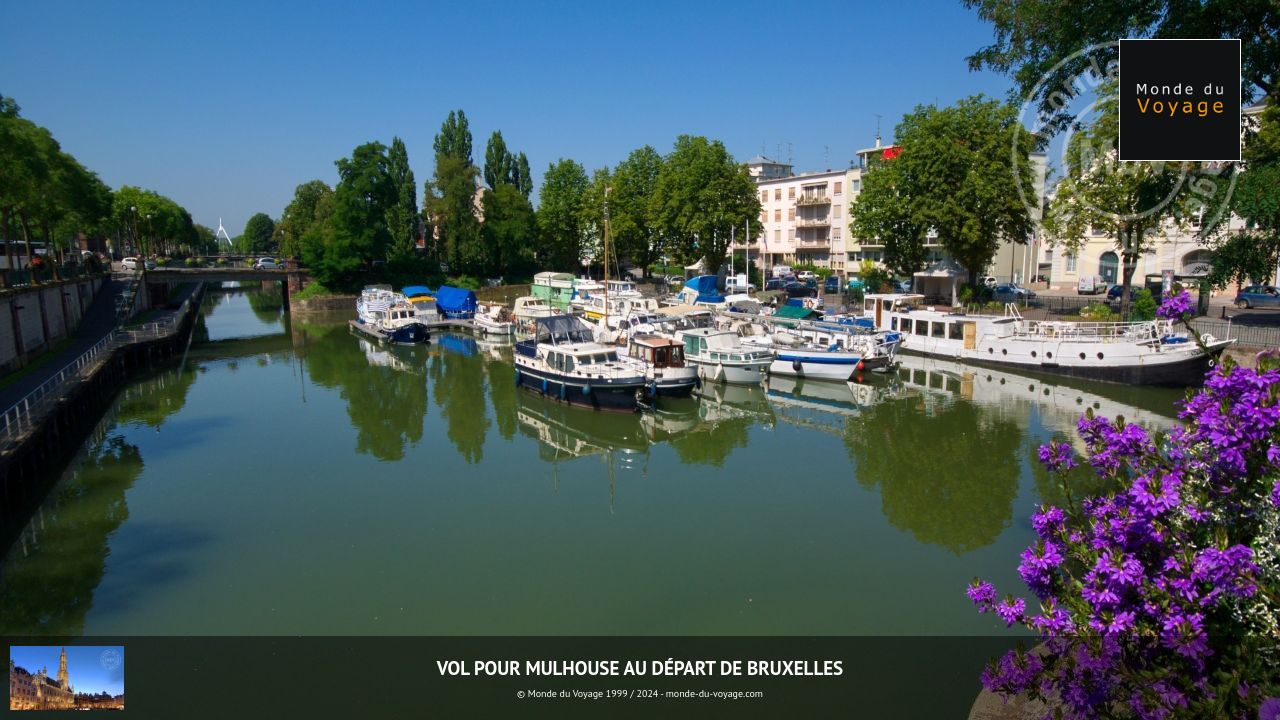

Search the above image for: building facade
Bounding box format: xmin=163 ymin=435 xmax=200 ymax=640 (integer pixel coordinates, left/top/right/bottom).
xmin=9 ymin=648 xmax=76 ymax=710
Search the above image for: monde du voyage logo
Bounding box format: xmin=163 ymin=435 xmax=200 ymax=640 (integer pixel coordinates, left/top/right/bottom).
xmin=1119 ymin=39 xmax=1241 ymax=162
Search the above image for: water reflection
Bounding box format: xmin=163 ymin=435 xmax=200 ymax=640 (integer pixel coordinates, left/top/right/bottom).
xmin=428 ymin=334 xmax=490 ymax=463
xmin=305 ymin=322 xmax=430 ymax=461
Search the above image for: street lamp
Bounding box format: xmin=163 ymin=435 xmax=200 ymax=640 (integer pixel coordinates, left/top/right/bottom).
xmin=129 ymin=206 xmax=138 ymax=257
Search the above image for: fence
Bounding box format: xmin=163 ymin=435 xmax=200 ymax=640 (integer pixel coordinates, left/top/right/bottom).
xmin=1190 ymin=319 xmax=1280 ymax=349
xmin=1 ymin=330 xmax=118 ymax=441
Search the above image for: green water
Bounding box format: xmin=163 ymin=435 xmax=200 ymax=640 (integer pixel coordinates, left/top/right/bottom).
xmin=0 ymin=285 xmax=1187 ymax=636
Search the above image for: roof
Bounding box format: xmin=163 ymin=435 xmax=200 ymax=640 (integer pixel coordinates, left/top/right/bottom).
xmin=747 ymin=155 xmax=788 ymax=165
xmin=631 ymin=334 xmax=680 ymax=348
xmin=534 ymin=314 xmax=595 ymax=344
xmin=401 ymin=285 xmax=433 ymax=298
xmin=913 ymin=259 xmax=967 ymax=277
xmin=434 ymin=286 xmax=477 ymax=313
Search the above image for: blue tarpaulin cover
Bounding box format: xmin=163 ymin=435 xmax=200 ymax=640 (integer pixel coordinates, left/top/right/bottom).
xmin=401 ymin=285 xmax=433 ymax=298
xmin=434 ymin=286 xmax=477 ymax=317
xmin=683 ymin=275 xmax=724 ymax=304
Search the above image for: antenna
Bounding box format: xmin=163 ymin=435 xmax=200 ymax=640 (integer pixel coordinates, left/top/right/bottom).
xmin=786 ymin=142 xmax=793 ymax=165
xmin=874 ymin=114 xmax=882 ymax=144
xmin=824 ymin=145 xmax=829 ymax=169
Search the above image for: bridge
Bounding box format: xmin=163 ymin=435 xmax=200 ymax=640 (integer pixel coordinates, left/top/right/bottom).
xmin=144 ymin=267 xmax=306 ymax=310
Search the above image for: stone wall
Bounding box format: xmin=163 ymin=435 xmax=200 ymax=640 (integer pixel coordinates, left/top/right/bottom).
xmin=0 ymin=276 xmax=105 ymax=373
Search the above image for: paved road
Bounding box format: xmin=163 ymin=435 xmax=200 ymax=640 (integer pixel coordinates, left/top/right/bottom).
xmin=0 ymin=276 xmax=128 ymax=412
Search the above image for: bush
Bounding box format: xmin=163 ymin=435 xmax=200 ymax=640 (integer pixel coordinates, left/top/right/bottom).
xmin=1079 ymin=302 xmax=1113 ymax=320
xmin=184 ymin=257 xmax=198 ymax=267
xmin=1130 ymin=288 xmax=1157 ymax=321
xmin=216 ymin=258 xmax=227 ymax=267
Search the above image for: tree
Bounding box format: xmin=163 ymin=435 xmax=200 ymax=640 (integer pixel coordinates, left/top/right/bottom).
xmin=483 ymin=131 xmax=514 ymax=190
xmin=279 ymin=180 xmax=334 ymax=259
xmin=481 ymin=184 xmax=536 ymax=277
xmin=1044 ymin=85 xmax=1194 ymax=317
xmin=305 ymin=142 xmax=394 ymax=289
xmin=648 ymin=135 xmax=760 ymax=276
xmin=1210 ymin=105 xmax=1280 ymax=287
xmin=433 ymin=109 xmax=472 ymax=165
xmin=514 ymin=152 xmax=533 ymax=199
xmin=578 ymin=167 xmax=613 ymax=272
xmin=385 ymin=137 xmax=418 ymax=262
xmin=535 ymin=159 xmax=589 ymax=270
xmin=849 ymin=154 xmax=932 ymax=276
xmin=240 ymin=213 xmax=276 ymax=254
xmin=610 ymin=146 xmax=663 ymax=276
xmin=965 ymin=0 xmax=1279 ymax=137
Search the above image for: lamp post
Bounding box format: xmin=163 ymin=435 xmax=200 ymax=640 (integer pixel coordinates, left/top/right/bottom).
xmin=145 ymin=213 xmax=153 ymax=258
xmin=129 ymin=206 xmax=138 ymax=258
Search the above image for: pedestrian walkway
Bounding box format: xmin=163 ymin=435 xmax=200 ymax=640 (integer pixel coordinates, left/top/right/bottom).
xmin=0 ymin=275 xmax=129 ymax=413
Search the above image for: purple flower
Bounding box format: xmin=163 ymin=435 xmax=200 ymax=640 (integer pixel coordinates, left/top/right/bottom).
xmin=967 ymin=580 xmax=997 ymax=610
xmin=995 ymin=597 xmax=1026 ymax=627
xmin=1032 ymin=505 xmax=1066 ymax=539
xmin=1037 ymin=440 xmax=1077 ymax=473
xmin=1157 ymin=289 xmax=1194 ymax=320
xmin=1259 ymin=697 xmax=1280 ymax=720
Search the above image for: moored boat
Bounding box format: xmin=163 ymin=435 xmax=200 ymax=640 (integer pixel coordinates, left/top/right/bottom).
xmin=355 ymin=285 xmax=430 ymax=344
xmin=513 ymin=315 xmax=648 ymax=411
xmin=531 ymin=272 xmax=576 ymax=311
xmin=675 ymin=327 xmax=773 ymax=385
xmin=621 ymin=334 xmax=698 ymax=397
xmin=474 ymin=302 xmax=516 ymax=336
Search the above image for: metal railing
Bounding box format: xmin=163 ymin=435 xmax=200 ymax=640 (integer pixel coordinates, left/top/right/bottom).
xmin=1 ymin=329 xmax=118 ymax=440
xmin=1191 ymin=318 xmax=1280 ymax=348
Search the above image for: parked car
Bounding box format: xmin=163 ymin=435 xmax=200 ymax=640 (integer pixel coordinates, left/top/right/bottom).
xmin=823 ymin=276 xmax=841 ymax=293
xmin=254 ymin=257 xmax=281 ymax=269
xmin=847 ymin=278 xmax=866 ymax=291
xmin=121 ymin=257 xmax=138 ymax=271
xmin=1106 ymin=284 xmax=1139 ymax=303
xmin=764 ymin=278 xmax=786 ymax=291
xmin=665 ymin=274 xmax=686 ymax=287
xmin=724 ymin=274 xmax=756 ymax=293
xmin=783 ymin=282 xmax=817 ymax=298
xmin=992 ymin=283 xmax=1037 ymax=303
xmin=1234 ymin=285 xmax=1280 ymax=309
xmin=1077 ymin=274 xmax=1106 ymax=295
xmin=796 ymin=270 xmax=816 ymax=282
xmin=145 ymin=258 xmax=157 ymax=270
xmin=978 ymin=275 xmax=998 ymax=288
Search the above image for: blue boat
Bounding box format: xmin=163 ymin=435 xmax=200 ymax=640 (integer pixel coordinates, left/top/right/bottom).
xmin=513 ymin=316 xmax=647 ymax=411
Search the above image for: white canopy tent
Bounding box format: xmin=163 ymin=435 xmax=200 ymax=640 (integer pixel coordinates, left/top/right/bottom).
xmin=912 ymin=259 xmax=969 ymax=306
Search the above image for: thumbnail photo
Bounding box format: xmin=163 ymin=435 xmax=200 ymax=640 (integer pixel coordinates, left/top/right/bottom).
xmin=9 ymin=646 xmax=124 ymax=711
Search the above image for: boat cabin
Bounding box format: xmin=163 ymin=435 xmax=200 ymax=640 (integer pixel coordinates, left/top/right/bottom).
xmin=541 ymin=343 xmax=626 ymax=374
xmin=532 ymin=272 xmax=576 ymax=310
xmin=628 ymin=335 xmax=685 ymax=368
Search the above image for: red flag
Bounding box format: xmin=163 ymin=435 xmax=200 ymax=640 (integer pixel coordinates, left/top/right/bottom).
xmin=882 ymin=146 xmax=902 ymax=160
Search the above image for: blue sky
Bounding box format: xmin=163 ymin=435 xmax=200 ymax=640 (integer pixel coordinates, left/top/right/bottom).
xmin=1 ymin=0 xmax=1012 ymax=236
xmin=10 ymin=645 xmax=125 ymax=695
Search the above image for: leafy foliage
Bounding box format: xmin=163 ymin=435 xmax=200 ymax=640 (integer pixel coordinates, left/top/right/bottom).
xmin=481 ymin=184 xmax=536 ymax=278
xmin=239 ymin=213 xmax=276 ymax=254
xmin=279 ymin=180 xmax=334 ymax=259
xmin=536 ymin=158 xmax=589 ymax=270
xmin=385 ymin=136 xmax=418 ymax=262
xmin=304 ymin=142 xmax=395 ymax=290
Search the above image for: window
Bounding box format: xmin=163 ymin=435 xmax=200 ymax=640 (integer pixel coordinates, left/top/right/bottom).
xmin=774 ymin=229 xmax=781 ymax=243
xmin=760 ymin=190 xmax=767 ymax=203
xmin=774 ymin=189 xmax=781 ymax=201
xmin=851 ymin=179 xmax=861 ymax=192
xmin=774 ymin=209 xmax=781 ymax=222
xmin=931 ymin=322 xmax=946 ymax=338
xmin=788 ymin=187 xmax=795 ymax=199
xmin=563 ymin=356 xmax=575 ymax=372
xmin=787 ymin=208 xmax=795 ymax=221
xmin=914 ymin=320 xmax=928 ymax=336
xmin=833 ymin=227 xmax=842 ymax=239
xmin=949 ymin=323 xmax=964 ymax=340
xmin=833 ymin=205 xmax=842 ymax=219
xmin=760 ymin=210 xmax=767 ymax=223
xmin=834 ymin=181 xmax=843 ymax=194
xmin=1065 ymin=253 xmax=1077 ymax=272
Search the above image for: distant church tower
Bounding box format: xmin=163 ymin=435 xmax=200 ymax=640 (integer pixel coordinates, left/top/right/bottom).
xmin=57 ymin=647 xmax=68 ymax=690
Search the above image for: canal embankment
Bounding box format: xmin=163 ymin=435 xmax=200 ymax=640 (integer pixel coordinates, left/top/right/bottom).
xmin=0 ymin=280 xmax=206 ymax=547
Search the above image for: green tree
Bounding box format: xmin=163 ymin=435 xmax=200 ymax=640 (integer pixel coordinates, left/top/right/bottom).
xmin=385 ymin=136 xmax=418 ymax=262
xmin=279 ymin=180 xmax=334 ymax=259
xmin=853 ymin=97 xmax=1036 ymax=284
xmin=424 ymin=111 xmax=483 ymax=274
xmin=536 ymin=159 xmax=589 ymax=270
xmin=1044 ymin=85 xmax=1196 ymax=317
xmin=1209 ymin=105 xmax=1280 ymax=288
xmin=240 ymin=213 xmax=276 ymax=254
xmin=483 ymin=131 xmax=514 ymax=190
xmin=649 ymin=135 xmax=761 ymax=276
xmin=481 ymin=183 xmax=536 ymax=278
xmin=579 ymin=167 xmax=613 ymax=272
xmin=965 ymin=0 xmax=1279 ymax=135
xmin=514 ymin=151 xmax=533 ymax=199
xmin=610 ymin=146 xmax=663 ymax=276
xmin=433 ymin=109 xmax=472 ymax=165
xmin=305 ymin=142 xmax=394 ymax=289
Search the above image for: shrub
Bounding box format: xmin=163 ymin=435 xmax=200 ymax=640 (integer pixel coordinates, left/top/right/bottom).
xmin=184 ymin=257 xmax=198 ymax=267
xmin=1079 ymin=303 xmax=1113 ymax=320
xmin=1131 ymin=288 xmax=1157 ymax=321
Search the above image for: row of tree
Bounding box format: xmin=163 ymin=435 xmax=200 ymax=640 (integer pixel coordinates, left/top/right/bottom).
xmin=1 ymin=94 xmax=217 ymax=276
xmin=280 ymin=109 xmax=762 ymax=291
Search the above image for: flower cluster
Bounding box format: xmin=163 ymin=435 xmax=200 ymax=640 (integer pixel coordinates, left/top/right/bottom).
xmin=968 ymin=353 xmax=1280 ymax=719
xmin=1157 ymin=289 xmax=1194 ymax=321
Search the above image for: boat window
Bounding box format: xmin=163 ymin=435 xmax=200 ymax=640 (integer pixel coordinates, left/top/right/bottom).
xmin=949 ymin=323 xmax=964 ymax=340
xmin=931 ymin=321 xmax=946 ymax=338
xmin=563 ymin=356 xmax=575 ymax=372
xmin=604 ymin=352 xmax=619 ymax=362
xmin=890 ymin=317 xmax=898 ymax=331
xmin=654 ymin=347 xmax=668 ymax=366
xmin=595 ymin=353 xmax=610 ymax=364
xmin=914 ymin=320 xmax=928 ymax=336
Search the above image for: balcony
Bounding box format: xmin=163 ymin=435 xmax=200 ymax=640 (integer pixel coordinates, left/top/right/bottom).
xmin=796 ymin=217 xmax=831 ymax=228
xmin=795 ymin=194 xmax=831 ymax=206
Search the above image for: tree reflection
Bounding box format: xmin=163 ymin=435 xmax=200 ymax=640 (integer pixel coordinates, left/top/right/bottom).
xmin=429 ymin=335 xmax=489 ymax=463
xmin=304 ymin=323 xmax=429 ymax=462
xmin=843 ymin=394 xmax=1022 ymax=554
xmin=485 ymin=354 xmax=518 ymax=441
xmin=0 ymin=435 xmax=143 ymax=635
xmin=115 ymin=366 xmax=198 ymax=428
xmin=245 ymin=285 xmax=284 ymax=324
xmin=668 ymin=416 xmax=752 ymax=467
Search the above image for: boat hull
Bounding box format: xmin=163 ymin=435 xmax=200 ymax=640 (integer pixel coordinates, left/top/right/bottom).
xmin=350 ymin=319 xmax=430 ymax=345
xmin=514 ymin=364 xmax=643 ymax=411
xmin=647 ymin=374 xmax=698 ymax=398
xmin=770 ymin=350 xmax=889 ymax=381
xmin=689 ymin=359 xmax=768 ymax=386
xmin=898 ymin=342 xmax=1228 ymax=387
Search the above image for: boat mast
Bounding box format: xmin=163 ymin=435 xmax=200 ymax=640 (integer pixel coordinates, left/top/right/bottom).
xmin=603 ymin=186 xmax=612 ymax=334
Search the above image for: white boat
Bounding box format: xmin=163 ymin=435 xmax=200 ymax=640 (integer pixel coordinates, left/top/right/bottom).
xmin=861 ymin=293 xmax=1232 ymax=386
xmin=767 ymin=327 xmax=902 ymax=381
xmin=674 ymin=328 xmax=774 ymax=385
xmin=531 ymin=272 xmax=576 ymax=311
xmin=474 ymin=302 xmax=516 ymax=336
xmin=354 ymin=285 xmax=429 ymax=344
xmin=621 ymin=334 xmax=698 ymax=397
xmin=512 ymin=296 xmax=558 ymax=333
xmin=513 ymin=315 xmax=648 ymax=411
xmin=569 ymin=276 xmax=605 ymax=313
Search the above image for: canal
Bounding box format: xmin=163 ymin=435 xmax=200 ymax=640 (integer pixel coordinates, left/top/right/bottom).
xmin=0 ymin=284 xmax=1187 ymax=636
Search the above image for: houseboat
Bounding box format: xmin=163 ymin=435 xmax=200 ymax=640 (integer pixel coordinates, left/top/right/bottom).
xmin=512 ymin=296 xmax=558 ymax=332
xmin=513 ymin=315 xmax=648 ymax=411
xmin=861 ymin=293 xmax=1232 ymax=386
xmin=531 ymin=272 xmax=576 ymax=311
xmin=402 ymin=285 xmax=439 ymax=323
xmin=474 ymin=302 xmax=516 ymax=336
xmin=674 ymin=327 xmax=773 ymax=385
xmin=766 ymin=328 xmax=902 ymax=381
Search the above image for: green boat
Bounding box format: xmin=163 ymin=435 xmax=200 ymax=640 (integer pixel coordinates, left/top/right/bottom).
xmin=531 ymin=271 xmax=575 ymax=310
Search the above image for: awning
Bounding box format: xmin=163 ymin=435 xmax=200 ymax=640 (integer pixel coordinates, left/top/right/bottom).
xmin=774 ymin=305 xmax=822 ymax=320
xmin=401 ymin=285 xmax=433 ymax=298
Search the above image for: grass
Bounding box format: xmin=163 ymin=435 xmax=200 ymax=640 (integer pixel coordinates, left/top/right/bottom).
xmin=0 ymin=337 xmax=76 ymax=391
xmin=293 ymin=282 xmax=337 ymax=300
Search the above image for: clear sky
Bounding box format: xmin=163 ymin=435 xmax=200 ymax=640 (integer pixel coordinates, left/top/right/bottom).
xmin=1 ymin=0 xmax=1013 ymax=237
xmin=10 ymin=645 xmax=125 ymax=696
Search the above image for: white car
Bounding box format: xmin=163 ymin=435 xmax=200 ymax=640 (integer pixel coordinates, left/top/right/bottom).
xmin=254 ymin=257 xmax=281 ymax=269
xmin=121 ymin=257 xmax=138 ymax=271
xmin=978 ymin=275 xmax=998 ymax=288
xmin=796 ymin=270 xmax=816 ymax=281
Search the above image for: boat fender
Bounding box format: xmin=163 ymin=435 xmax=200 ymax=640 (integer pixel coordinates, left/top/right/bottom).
xmin=560 ymin=383 xmax=567 ymax=400
xmin=792 ymin=360 xmax=803 ymax=373
xmin=856 ymin=361 xmax=865 ymax=371
xmin=542 ymin=378 xmax=548 ymax=394
xmin=583 ymin=384 xmax=592 ymax=395
xmin=649 ymin=381 xmax=658 ymax=396
xmin=514 ymin=368 xmax=521 ymax=383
